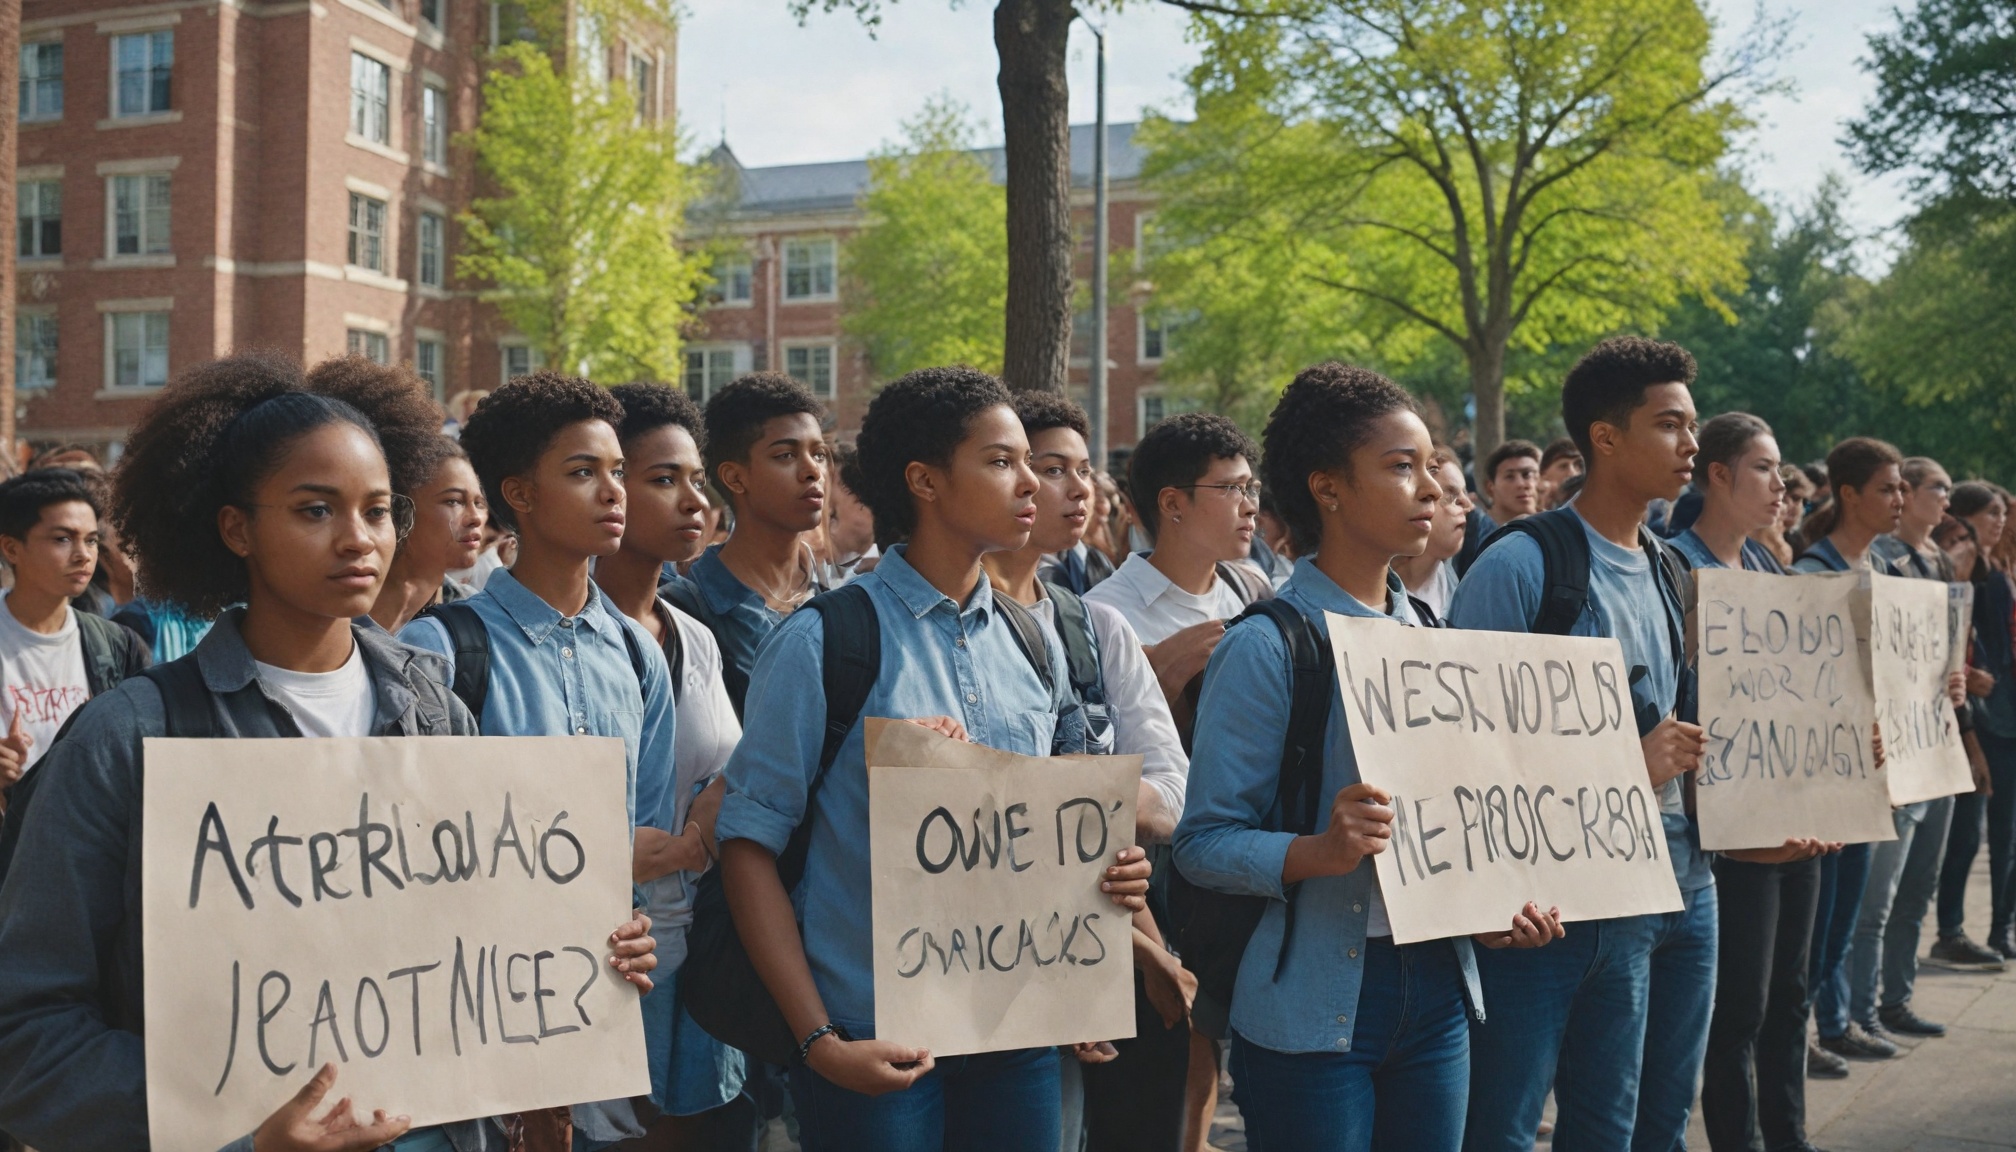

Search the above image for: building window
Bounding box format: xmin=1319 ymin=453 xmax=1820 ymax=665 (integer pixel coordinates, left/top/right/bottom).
xmin=629 ymin=54 xmax=655 ymax=121
xmin=350 ymin=53 xmax=391 ymax=145
xmin=1140 ymin=313 xmax=1166 ymax=363
xmin=107 ymin=312 xmax=170 ymax=389
xmin=709 ymin=256 xmax=752 ymax=306
xmin=492 ymin=2 xmax=537 ymax=46
xmin=420 ymin=0 xmax=443 ymax=28
xmin=415 ymin=338 xmax=444 ymax=398
xmin=418 ymin=212 xmax=445 ymax=287
xmin=348 ymin=193 xmax=386 ymax=271
xmin=16 ymin=313 xmax=57 ymax=391
xmin=109 ymin=173 xmax=170 ymax=257
xmin=17 ymin=180 xmax=60 ymax=258
xmin=1137 ymin=390 xmax=1202 ymax=433
xmin=422 ymin=85 xmax=448 ymax=166
xmin=682 ymin=347 xmax=737 ymax=402
xmin=112 ymin=31 xmax=173 ymax=118
xmin=574 ymin=13 xmax=607 ymax=84
xmin=347 ymin=329 xmax=390 ymax=364
xmin=782 ymin=238 xmax=836 ymax=301
xmin=784 ymin=343 xmax=834 ymax=399
xmin=501 ymin=343 xmax=537 ymax=384
xmin=20 ymin=41 xmax=63 ymax=122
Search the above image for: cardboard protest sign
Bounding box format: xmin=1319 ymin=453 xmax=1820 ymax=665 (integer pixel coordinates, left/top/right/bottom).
xmin=1947 ymin=583 xmax=1975 ymax=678
xmin=143 ymin=737 xmax=645 ymax=1152
xmin=866 ymin=718 xmax=1138 ymax=1057
xmin=1692 ymin=569 xmax=1895 ymax=850
xmin=1869 ymin=573 xmax=1975 ymax=805
xmin=1326 ymin=614 xmax=1684 ymax=944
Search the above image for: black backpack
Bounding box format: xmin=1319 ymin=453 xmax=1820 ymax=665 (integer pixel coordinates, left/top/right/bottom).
xmin=660 ymin=577 xmax=738 ymax=715
xmin=1043 ymin=580 xmax=1113 ymax=755
xmin=418 ymin=600 xmax=653 ymax=722
xmin=1165 ymin=598 xmax=1334 ymax=1040
xmin=678 ymin=580 xmax=1066 ymax=1065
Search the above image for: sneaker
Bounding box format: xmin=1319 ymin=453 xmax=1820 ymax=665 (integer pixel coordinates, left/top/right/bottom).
xmin=1996 ymin=928 xmax=2016 ymax=960
xmin=1808 ymin=1042 xmax=1850 ymax=1079
xmin=1929 ymin=934 xmax=2007 ymax=970
xmin=1879 ymin=1004 xmax=1947 ymax=1036
xmin=1819 ymin=1023 xmax=1898 ymax=1060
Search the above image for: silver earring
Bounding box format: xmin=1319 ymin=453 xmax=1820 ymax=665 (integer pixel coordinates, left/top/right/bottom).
xmin=1173 ymin=514 xmax=1182 ymax=523
xmin=1327 ymin=502 xmax=1338 ymax=512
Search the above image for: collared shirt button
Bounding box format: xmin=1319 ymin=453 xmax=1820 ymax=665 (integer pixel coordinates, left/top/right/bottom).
xmin=576 ymin=726 xmax=588 ymax=734
xmin=1352 ymin=903 xmax=1363 ymax=913
xmin=561 ymin=618 xmax=574 ymax=628
xmin=1347 ymin=948 xmax=1358 ymax=959
xmin=562 ymin=647 xmax=574 ymax=659
xmin=956 ymin=636 xmax=967 ymax=648
xmin=1336 ymin=1037 xmax=1350 ymax=1050
xmin=966 ymin=693 xmax=978 ymax=704
xmin=1335 ymin=1014 xmax=1348 ymax=1024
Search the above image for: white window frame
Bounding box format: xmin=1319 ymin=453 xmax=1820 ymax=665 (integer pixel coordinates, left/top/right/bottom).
xmin=347 ymin=328 xmax=391 ymax=363
xmin=348 ymin=192 xmax=387 ymax=272
xmin=781 ymin=236 xmax=837 ymax=302
xmin=681 ymin=343 xmax=747 ymax=402
xmin=782 ymin=341 xmax=836 ymax=400
xmin=418 ymin=0 xmax=444 ymax=30
xmin=627 ymin=48 xmax=655 ymax=122
xmin=16 ymin=308 xmax=58 ymax=391
xmin=106 ymin=172 xmax=170 ymax=258
xmin=422 ymin=83 xmax=448 ymax=167
xmin=710 ymin=255 xmax=753 ymax=307
xmin=350 ymin=52 xmax=392 ymax=145
xmin=1139 ymin=311 xmax=1166 ymax=365
xmin=103 ymin=310 xmax=170 ymax=390
xmin=110 ymin=30 xmax=173 ymax=119
xmin=499 ymin=341 xmax=541 ymax=385
xmin=1136 ymin=388 xmax=1202 ymax=435
xmin=417 ymin=210 xmax=445 ymax=288
xmin=18 ymin=179 xmax=61 ymax=259
xmin=20 ymin=40 xmax=64 ymax=123
xmin=413 ymin=330 xmax=446 ymax=399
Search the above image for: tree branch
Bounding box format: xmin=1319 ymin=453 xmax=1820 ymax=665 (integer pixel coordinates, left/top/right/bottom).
xmin=1304 ymin=271 xmax=1468 ymax=348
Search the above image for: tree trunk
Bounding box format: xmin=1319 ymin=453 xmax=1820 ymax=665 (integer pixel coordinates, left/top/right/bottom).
xmin=1 ymin=0 xmax=19 ymax=459
xmin=994 ymin=0 xmax=1074 ymax=394
xmin=1469 ymin=338 xmax=1507 ymax=463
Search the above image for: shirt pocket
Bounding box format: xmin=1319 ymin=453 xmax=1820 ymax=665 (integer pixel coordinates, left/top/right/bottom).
xmin=1014 ymin=710 xmax=1059 ymax=756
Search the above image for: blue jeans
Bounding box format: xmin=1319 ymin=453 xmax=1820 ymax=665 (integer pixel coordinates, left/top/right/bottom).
xmin=1850 ymin=799 xmax=1952 ymax=1024
xmin=1229 ymin=937 xmax=1469 ymax=1152
xmin=1809 ymin=843 xmax=1872 ymax=1039
xmin=1463 ymin=915 xmax=1653 ymax=1152
xmin=1937 ymin=729 xmax=2016 ymax=941
xmin=1627 ymin=884 xmax=1719 ymax=1152
xmin=791 ymin=1045 xmax=1061 ymax=1152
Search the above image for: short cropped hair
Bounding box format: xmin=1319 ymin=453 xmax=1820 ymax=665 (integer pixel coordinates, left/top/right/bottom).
xmin=1483 ymin=439 xmax=1542 ymax=484
xmin=855 ymin=366 xmax=1013 ymax=544
xmin=1128 ymin=411 xmax=1257 ymax=539
xmin=1539 ymin=437 xmax=1582 ymax=473
xmin=702 ymin=373 xmax=823 ymax=495
xmin=0 ymin=468 xmax=102 ymax=542
xmin=458 ymin=370 xmax=623 ymax=531
xmin=1560 ymin=336 xmax=1698 ymax=457
xmin=611 ymin=382 xmax=707 ymax=455
xmin=1014 ymin=391 xmax=1089 ymax=440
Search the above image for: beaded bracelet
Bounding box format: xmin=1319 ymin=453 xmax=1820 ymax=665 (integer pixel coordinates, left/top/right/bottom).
xmin=797 ymin=1022 xmax=851 ymax=1064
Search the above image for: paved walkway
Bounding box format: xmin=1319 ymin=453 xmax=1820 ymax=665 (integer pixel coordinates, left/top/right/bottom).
xmin=1209 ymin=854 xmax=2016 ymax=1151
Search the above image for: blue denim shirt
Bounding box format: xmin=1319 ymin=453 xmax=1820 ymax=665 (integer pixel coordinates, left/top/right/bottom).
xmin=1173 ymin=560 xmax=1483 ymax=1055
xmin=682 ymin=544 xmax=792 ymax=683
xmin=714 ymin=546 xmax=1069 ymax=1035
xmin=401 ymin=569 xmax=670 ymax=833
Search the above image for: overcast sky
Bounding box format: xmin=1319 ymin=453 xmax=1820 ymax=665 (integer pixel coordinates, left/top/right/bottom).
xmin=677 ymin=0 xmax=1918 ymax=245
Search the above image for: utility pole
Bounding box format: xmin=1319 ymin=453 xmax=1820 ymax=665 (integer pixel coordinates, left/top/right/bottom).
xmin=2 ymin=0 xmax=20 ymax=461
xmin=1082 ymin=15 xmax=1109 ymax=469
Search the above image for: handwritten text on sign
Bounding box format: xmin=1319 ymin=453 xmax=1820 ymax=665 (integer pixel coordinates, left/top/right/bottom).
xmin=1693 ymin=569 xmax=1894 ymax=850
xmin=1326 ymin=615 xmax=1684 ymax=944
xmin=867 ymin=719 xmax=1138 ymax=1058
xmin=1870 ymin=573 xmax=1974 ymax=805
xmin=142 ymin=737 xmax=646 ymax=1152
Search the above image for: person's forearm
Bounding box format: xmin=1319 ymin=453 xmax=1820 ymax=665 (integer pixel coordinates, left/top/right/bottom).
xmin=1282 ymin=832 xmax=1349 ymax=886
xmin=1135 ymin=782 xmax=1176 ymax=845
xmin=721 ymin=838 xmax=831 ymax=1040
xmin=632 ymin=827 xmax=701 ymax=883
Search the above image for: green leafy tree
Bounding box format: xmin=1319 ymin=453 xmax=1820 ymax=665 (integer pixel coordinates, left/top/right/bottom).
xmin=1140 ymin=0 xmax=1773 ymax=457
xmin=1847 ymin=0 xmax=2016 ymax=203
xmin=843 ymin=99 xmax=1010 ymax=379
xmin=459 ymin=41 xmax=709 ymax=381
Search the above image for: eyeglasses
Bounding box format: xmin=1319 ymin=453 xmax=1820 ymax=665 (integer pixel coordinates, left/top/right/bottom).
xmin=1180 ymin=483 xmax=1262 ymax=502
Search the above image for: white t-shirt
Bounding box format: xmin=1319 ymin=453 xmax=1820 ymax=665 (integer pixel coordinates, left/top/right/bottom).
xmin=1084 ymin=553 xmax=1250 ymax=646
xmin=661 ymin=600 xmax=742 ymax=828
xmin=1029 ymin=594 xmax=1189 ymax=827
xmin=1406 ymin=561 xmax=1460 ymax=620
xmin=254 ymin=643 xmax=376 ymax=738
xmin=0 ymin=592 xmax=92 ymax=774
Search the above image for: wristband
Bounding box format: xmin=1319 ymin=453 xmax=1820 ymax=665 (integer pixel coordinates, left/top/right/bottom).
xmin=797 ymin=1022 xmax=850 ymax=1064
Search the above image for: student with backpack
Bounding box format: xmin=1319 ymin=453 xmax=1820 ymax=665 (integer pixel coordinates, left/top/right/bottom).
xmin=594 ymin=382 xmax=753 ymax=1147
xmin=713 ymin=366 xmax=1152 ymax=1152
xmin=1176 ymin=363 xmax=1562 ymax=1152
xmin=399 ymin=370 xmax=672 ymax=1147
xmin=1671 ymin=413 xmax=1839 ymax=1152
xmin=663 ymin=373 xmax=833 ymax=715
xmin=0 ymin=468 xmax=151 ymax=806
xmin=1451 ymin=336 xmax=1712 ymax=1152
xmin=0 ymin=352 xmax=655 ymax=1152
xmin=978 ymin=391 xmax=1193 ymax=1152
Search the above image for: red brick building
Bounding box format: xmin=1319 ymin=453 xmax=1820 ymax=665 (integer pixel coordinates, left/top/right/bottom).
xmin=13 ymin=0 xmax=674 ymax=458
xmin=689 ymin=122 xmax=1182 ymax=446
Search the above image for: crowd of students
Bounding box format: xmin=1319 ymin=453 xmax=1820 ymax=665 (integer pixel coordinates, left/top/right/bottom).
xmin=0 ymin=332 xmax=2006 ymax=1152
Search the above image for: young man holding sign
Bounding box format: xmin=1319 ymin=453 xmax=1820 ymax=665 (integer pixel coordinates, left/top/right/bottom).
xmin=716 ymin=367 xmax=1151 ymax=1152
xmin=1176 ymin=363 xmax=1561 ymax=1152
xmin=1451 ymin=337 xmax=1711 ymax=1152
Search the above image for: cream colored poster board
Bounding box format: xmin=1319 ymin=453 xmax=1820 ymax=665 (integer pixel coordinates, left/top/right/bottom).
xmin=866 ymin=719 xmax=1138 ymax=1058
xmin=1326 ymin=614 xmax=1684 ymax=944
xmin=143 ymin=737 xmax=646 ymax=1152
xmin=1870 ymin=573 xmax=1975 ymax=804
xmin=1693 ymin=569 xmax=1895 ymax=849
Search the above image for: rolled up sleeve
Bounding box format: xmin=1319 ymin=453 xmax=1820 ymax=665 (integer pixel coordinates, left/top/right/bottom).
xmin=1174 ymin=618 xmax=1298 ymax=902
xmin=716 ymin=614 xmax=828 ymax=856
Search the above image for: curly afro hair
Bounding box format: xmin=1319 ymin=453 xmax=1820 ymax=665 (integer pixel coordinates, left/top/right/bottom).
xmin=1261 ymin=362 xmax=1420 ymax=556
xmin=611 ymin=382 xmax=706 ymax=455
xmin=305 ymin=355 xmax=455 ymax=496
xmin=1561 ymin=336 xmax=1697 ymax=458
xmin=855 ymin=365 xmax=1014 ymax=545
xmin=701 ymin=372 xmax=823 ymax=497
xmin=112 ymin=350 xmax=385 ymax=617
xmin=457 ymin=370 xmax=623 ymax=532
xmin=1128 ymin=411 xmax=1257 ymax=539
xmin=1013 ymin=391 xmax=1089 ymax=440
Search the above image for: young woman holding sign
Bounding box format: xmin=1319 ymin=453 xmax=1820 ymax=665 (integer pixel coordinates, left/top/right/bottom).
xmin=1670 ymin=412 xmax=1840 ymax=1151
xmin=0 ymin=353 xmax=657 ymax=1152
xmin=716 ymin=366 xmax=1152 ymax=1152
xmin=1174 ymin=363 xmax=1563 ymax=1152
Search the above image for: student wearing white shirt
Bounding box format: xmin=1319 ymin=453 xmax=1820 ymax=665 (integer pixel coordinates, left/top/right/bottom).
xmin=1390 ymin=446 xmax=1471 ymax=620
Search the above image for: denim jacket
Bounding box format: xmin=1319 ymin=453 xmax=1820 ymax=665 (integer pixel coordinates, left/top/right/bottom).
xmin=0 ymin=611 xmax=494 ymax=1152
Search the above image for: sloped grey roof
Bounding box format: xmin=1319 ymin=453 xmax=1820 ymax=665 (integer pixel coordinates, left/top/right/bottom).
xmin=706 ymin=122 xmax=1143 ymax=218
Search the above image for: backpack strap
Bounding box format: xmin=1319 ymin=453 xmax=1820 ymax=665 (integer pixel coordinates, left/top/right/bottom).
xmin=1407 ymin=594 xmax=1442 ymax=629
xmin=74 ymin=612 xmax=149 ymax=699
xmin=1480 ymin=508 xmax=1591 ymax=636
xmin=417 ymin=601 xmax=491 ymax=721
xmin=656 ymin=603 xmax=686 ymax=700
xmin=1216 ymin=560 xmax=1275 ymax=607
xmin=142 ymin=656 xmax=221 ymax=740
xmin=1041 ymin=580 xmax=1104 ymax=706
xmin=662 ymin=577 xmax=749 ymax=719
xmin=771 ymin=583 xmax=881 ymax=891
xmin=992 ymin=593 xmax=1059 ymax=706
